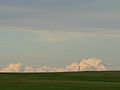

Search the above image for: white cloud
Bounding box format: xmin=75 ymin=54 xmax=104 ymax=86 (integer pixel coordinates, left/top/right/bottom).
xmin=79 ymin=58 xmax=107 ymax=71
xmin=0 ymin=58 xmax=119 ymax=72
xmin=0 ymin=63 xmax=21 ymax=72
xmin=66 ymin=63 xmax=79 ymax=71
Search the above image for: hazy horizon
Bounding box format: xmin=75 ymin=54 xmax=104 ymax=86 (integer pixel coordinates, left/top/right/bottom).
xmin=0 ymin=0 xmax=120 ymax=67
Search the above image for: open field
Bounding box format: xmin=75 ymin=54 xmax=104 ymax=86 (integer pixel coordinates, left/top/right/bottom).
xmin=0 ymin=71 xmax=120 ymax=90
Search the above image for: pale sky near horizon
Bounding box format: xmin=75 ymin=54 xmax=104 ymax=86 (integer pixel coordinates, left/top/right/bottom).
xmin=0 ymin=0 xmax=120 ymax=67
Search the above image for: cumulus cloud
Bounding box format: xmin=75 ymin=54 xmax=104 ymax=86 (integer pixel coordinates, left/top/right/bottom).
xmin=66 ymin=63 xmax=79 ymax=71
xmin=0 ymin=63 xmax=21 ymax=72
xmin=79 ymin=58 xmax=107 ymax=71
xmin=0 ymin=58 xmax=119 ymax=72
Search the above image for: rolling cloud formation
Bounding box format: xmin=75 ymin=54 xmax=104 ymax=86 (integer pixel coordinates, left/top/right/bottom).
xmin=0 ymin=58 xmax=119 ymax=72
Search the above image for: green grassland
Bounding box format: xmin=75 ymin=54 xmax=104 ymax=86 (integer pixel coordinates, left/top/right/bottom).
xmin=0 ymin=71 xmax=120 ymax=90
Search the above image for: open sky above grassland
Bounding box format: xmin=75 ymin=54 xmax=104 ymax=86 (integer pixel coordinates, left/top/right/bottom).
xmin=0 ymin=0 xmax=120 ymax=67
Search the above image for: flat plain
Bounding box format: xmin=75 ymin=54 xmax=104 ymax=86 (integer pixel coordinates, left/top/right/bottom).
xmin=0 ymin=71 xmax=120 ymax=90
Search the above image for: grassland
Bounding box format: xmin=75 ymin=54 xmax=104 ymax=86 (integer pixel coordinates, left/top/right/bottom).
xmin=0 ymin=71 xmax=120 ymax=90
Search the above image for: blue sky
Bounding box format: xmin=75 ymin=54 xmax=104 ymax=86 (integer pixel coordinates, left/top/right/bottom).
xmin=0 ymin=0 xmax=120 ymax=67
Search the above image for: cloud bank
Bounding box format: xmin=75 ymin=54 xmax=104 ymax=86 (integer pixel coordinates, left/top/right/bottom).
xmin=0 ymin=58 xmax=119 ymax=72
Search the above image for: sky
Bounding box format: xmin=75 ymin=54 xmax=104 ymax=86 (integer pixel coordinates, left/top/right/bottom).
xmin=0 ymin=0 xmax=120 ymax=67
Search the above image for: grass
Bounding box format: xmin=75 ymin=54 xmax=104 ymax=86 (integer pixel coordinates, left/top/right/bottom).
xmin=0 ymin=71 xmax=120 ymax=90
